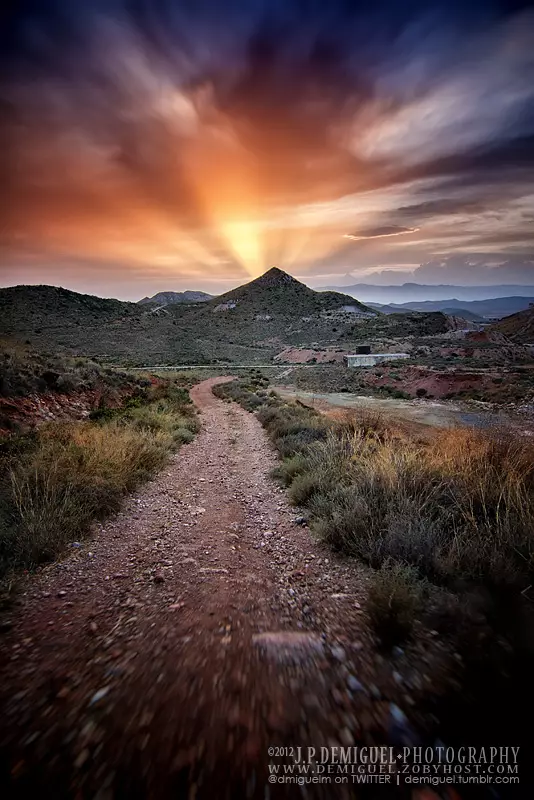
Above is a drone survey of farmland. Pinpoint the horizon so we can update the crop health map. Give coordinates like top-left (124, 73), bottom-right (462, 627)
top-left (2, 1), bottom-right (534, 297)
top-left (3, 265), bottom-right (534, 305)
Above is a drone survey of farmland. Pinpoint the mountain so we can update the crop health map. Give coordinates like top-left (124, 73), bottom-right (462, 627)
top-left (212, 267), bottom-right (372, 314)
top-left (367, 303), bottom-right (403, 314)
top-left (0, 270), bottom-right (377, 365)
top-left (138, 291), bottom-right (213, 305)
top-left (490, 307), bottom-right (534, 343)
top-left (320, 283), bottom-right (534, 304)
top-left (368, 296), bottom-right (534, 319)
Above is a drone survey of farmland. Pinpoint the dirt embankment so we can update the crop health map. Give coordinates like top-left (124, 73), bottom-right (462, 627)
top-left (0, 385), bottom-right (140, 436)
top-left (0, 378), bottom-right (453, 798)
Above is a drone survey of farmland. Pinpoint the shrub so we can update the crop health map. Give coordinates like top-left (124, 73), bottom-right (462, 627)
top-left (288, 471), bottom-right (327, 505)
top-left (174, 427), bottom-right (195, 444)
top-left (366, 562), bottom-right (424, 646)
top-left (271, 454), bottom-right (309, 486)
top-left (55, 374), bottom-right (79, 393)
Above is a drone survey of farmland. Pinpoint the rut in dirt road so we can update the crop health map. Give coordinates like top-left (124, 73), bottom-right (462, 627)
top-left (0, 378), bottom-right (421, 798)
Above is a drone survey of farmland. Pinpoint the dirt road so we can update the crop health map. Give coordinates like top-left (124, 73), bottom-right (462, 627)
top-left (0, 379), bottom-right (428, 798)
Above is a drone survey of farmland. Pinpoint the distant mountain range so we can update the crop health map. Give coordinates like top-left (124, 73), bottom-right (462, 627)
top-left (138, 290), bottom-right (213, 305)
top-left (369, 296), bottom-right (534, 320)
top-left (320, 283), bottom-right (534, 304)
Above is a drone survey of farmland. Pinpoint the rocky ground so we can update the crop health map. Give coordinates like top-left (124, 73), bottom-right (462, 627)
top-left (0, 378), bottom-right (453, 798)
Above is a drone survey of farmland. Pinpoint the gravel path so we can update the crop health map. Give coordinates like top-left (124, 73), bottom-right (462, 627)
top-left (0, 378), bottom-right (431, 798)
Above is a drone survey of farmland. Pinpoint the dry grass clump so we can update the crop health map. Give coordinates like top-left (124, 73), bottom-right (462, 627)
top-left (366, 562), bottom-right (424, 646)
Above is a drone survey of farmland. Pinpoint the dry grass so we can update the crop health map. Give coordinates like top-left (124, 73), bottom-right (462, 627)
top-left (295, 424), bottom-right (534, 590)
top-left (217, 378), bottom-right (534, 650)
top-left (366, 562), bottom-right (424, 646)
top-left (0, 384), bottom-right (198, 575)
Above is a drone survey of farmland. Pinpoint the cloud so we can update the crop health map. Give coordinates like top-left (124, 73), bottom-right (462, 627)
top-left (1, 1), bottom-right (533, 289)
top-left (344, 225), bottom-right (419, 241)
top-left (414, 256), bottom-right (534, 286)
top-left (351, 256), bottom-right (534, 286)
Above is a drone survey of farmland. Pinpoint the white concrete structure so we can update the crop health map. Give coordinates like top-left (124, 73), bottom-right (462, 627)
top-left (344, 353), bottom-right (410, 367)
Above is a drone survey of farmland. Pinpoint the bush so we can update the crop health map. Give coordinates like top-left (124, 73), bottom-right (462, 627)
top-left (288, 471), bottom-right (327, 506)
top-left (174, 427), bottom-right (195, 444)
top-left (366, 562), bottom-right (424, 646)
top-left (270, 454), bottom-right (309, 486)
top-left (55, 374), bottom-right (79, 393)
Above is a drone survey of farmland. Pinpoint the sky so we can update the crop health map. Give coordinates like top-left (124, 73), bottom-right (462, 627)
top-left (1, 0), bottom-right (534, 299)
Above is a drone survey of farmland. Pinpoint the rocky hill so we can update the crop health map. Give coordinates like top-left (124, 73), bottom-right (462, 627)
top-left (490, 306), bottom-right (534, 343)
top-left (138, 291), bottom-right (213, 305)
top-left (212, 267), bottom-right (372, 314)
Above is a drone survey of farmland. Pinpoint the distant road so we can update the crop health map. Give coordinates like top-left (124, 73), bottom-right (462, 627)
top-left (112, 364), bottom-right (331, 370)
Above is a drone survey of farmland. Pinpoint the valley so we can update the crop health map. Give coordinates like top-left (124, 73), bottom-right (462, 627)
top-left (2, 268), bottom-right (533, 413)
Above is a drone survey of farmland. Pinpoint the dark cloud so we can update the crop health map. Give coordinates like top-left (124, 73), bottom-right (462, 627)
top-left (344, 226), bottom-right (418, 240)
top-left (355, 257), bottom-right (534, 287)
top-left (394, 199), bottom-right (488, 221)
top-left (415, 257), bottom-right (534, 285)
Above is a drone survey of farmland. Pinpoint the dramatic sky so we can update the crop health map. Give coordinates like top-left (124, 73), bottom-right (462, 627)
top-left (1, 0), bottom-right (534, 298)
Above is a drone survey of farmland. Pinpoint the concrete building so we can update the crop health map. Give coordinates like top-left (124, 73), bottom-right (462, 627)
top-left (344, 353), bottom-right (409, 367)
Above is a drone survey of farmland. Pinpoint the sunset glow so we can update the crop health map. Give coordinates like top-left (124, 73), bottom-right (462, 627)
top-left (1, 1), bottom-right (534, 297)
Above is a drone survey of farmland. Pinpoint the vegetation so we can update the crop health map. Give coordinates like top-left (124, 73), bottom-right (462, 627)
top-left (216, 378), bottom-right (534, 657)
top-left (366, 562), bottom-right (425, 647)
top-left (491, 305), bottom-right (534, 343)
top-left (339, 311), bottom-right (450, 341)
top-left (287, 361), bottom-right (534, 405)
top-left (0, 339), bottom-right (148, 399)
top-left (0, 381), bottom-right (198, 577)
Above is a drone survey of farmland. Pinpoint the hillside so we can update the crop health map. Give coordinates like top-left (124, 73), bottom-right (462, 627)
top-left (138, 291), bottom-right (213, 305)
top-left (338, 310), bottom-right (451, 342)
top-left (0, 270), bottom-right (378, 364)
top-left (491, 306), bottom-right (534, 343)
top-left (212, 267), bottom-right (372, 314)
top-left (0, 285), bottom-right (139, 333)
top-left (0, 338), bottom-right (148, 435)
